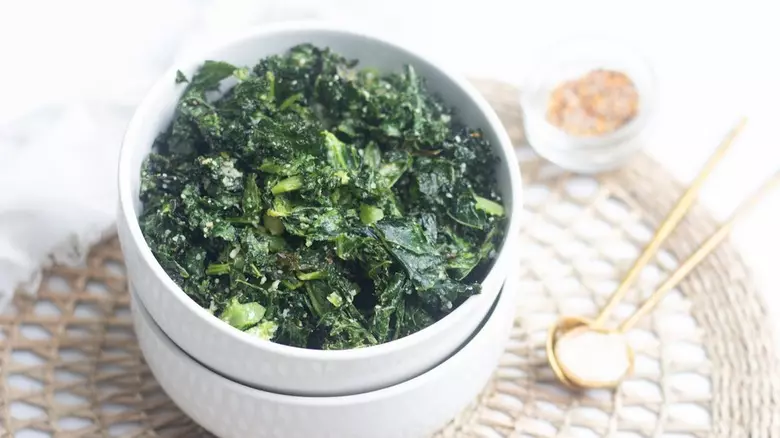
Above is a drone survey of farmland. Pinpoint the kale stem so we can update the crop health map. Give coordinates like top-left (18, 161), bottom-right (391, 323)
top-left (271, 175), bottom-right (303, 195)
top-left (236, 279), bottom-right (265, 291)
top-left (297, 270), bottom-right (327, 281)
top-left (279, 93), bottom-right (303, 111)
top-left (205, 263), bottom-right (230, 276)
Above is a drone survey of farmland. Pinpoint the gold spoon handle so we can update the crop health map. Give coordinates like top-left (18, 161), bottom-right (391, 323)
top-left (619, 169), bottom-right (780, 332)
top-left (592, 118), bottom-right (747, 327)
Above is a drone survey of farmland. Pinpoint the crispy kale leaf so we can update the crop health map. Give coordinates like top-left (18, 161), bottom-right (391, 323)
top-left (138, 44), bottom-right (507, 350)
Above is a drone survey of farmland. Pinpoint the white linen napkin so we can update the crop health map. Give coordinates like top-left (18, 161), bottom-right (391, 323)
top-left (0, 0), bottom-right (327, 309)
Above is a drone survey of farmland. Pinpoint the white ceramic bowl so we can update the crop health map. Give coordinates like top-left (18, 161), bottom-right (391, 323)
top-left (132, 271), bottom-right (519, 438)
top-left (117, 21), bottom-right (522, 396)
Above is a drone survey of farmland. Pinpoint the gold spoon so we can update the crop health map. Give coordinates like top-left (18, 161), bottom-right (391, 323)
top-left (546, 118), bottom-right (779, 389)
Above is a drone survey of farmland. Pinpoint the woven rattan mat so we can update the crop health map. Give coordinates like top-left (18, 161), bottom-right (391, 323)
top-left (2, 81), bottom-right (779, 437)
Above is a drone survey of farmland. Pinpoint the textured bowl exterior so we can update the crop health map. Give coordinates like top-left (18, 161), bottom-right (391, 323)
top-left (117, 21), bottom-right (522, 396)
top-left (132, 272), bottom-right (519, 438)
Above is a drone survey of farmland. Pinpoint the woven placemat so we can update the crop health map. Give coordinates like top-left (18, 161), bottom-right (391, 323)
top-left (2, 81), bottom-right (779, 437)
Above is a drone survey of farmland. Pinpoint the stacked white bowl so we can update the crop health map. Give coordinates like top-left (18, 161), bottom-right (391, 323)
top-left (117, 22), bottom-right (523, 438)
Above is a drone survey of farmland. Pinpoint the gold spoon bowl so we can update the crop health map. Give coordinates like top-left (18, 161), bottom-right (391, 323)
top-left (547, 317), bottom-right (634, 390)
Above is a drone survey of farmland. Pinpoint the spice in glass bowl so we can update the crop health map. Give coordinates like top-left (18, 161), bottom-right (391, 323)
top-left (519, 36), bottom-right (656, 173)
top-left (545, 69), bottom-right (639, 137)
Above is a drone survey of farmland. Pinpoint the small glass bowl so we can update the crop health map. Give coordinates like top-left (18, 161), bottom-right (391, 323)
top-left (519, 36), bottom-right (657, 173)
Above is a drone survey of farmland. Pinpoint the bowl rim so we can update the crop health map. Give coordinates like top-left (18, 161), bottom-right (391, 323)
top-left (132, 271), bottom-right (517, 404)
top-left (118, 20), bottom-right (523, 361)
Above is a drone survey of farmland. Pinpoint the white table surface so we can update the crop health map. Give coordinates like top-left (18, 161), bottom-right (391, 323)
top-left (1, 1), bottom-right (778, 434)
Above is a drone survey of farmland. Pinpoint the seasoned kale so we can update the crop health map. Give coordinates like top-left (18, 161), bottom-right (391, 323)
top-left (138, 44), bottom-right (507, 350)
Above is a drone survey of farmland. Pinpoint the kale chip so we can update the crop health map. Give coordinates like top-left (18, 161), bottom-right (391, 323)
top-left (138, 44), bottom-right (508, 350)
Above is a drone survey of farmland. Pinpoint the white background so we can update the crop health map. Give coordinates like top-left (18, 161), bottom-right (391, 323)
top-left (1, 0), bottom-right (779, 337)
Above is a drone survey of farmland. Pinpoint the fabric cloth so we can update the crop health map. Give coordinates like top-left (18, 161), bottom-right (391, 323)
top-left (0, 0), bottom-right (328, 308)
